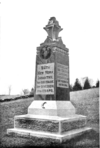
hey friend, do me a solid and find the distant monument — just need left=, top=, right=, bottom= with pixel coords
left=7, top=17, right=91, bottom=145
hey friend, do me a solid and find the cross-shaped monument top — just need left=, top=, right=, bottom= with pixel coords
left=44, top=17, right=63, bottom=41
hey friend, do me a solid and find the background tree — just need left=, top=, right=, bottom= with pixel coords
left=8, top=85, right=11, bottom=95
left=83, top=77, right=91, bottom=89
left=96, top=80, right=99, bottom=88
left=30, top=88, right=34, bottom=96
left=92, top=86, right=96, bottom=88
left=69, top=84, right=73, bottom=91
left=73, top=78, right=82, bottom=91
left=23, top=89, right=30, bottom=95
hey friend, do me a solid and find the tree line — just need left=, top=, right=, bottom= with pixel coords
left=22, top=78, right=99, bottom=96
left=70, top=78, right=99, bottom=91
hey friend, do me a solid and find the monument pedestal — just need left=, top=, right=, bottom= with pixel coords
left=7, top=17, right=92, bottom=145
left=7, top=113, right=91, bottom=144
left=28, top=101, right=75, bottom=116
left=7, top=101, right=91, bottom=144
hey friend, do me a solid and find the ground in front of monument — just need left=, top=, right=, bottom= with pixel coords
left=0, top=88, right=99, bottom=147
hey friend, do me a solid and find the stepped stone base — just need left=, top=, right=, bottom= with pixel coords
left=7, top=127, right=91, bottom=144
left=7, top=114, right=92, bottom=144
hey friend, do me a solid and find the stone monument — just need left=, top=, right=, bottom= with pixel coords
left=7, top=17, right=91, bottom=144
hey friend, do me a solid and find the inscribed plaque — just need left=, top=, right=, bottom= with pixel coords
left=36, top=63, right=54, bottom=94
left=57, top=63, right=69, bottom=88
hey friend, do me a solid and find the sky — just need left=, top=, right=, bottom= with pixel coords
left=0, top=0, right=100, bottom=95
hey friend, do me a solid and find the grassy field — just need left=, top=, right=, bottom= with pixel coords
left=0, top=88, right=99, bottom=148
left=0, top=94, right=33, bottom=102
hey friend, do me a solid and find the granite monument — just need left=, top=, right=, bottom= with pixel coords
left=7, top=17, right=91, bottom=145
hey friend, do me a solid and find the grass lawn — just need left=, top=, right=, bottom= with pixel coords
left=0, top=88, right=99, bottom=148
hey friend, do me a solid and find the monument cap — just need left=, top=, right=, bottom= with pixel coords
left=44, top=17, right=63, bottom=41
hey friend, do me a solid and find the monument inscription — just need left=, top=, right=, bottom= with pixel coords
left=36, top=63, right=54, bottom=95
left=57, top=63, right=68, bottom=88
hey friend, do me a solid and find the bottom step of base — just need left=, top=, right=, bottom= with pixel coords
left=7, top=127, right=92, bottom=143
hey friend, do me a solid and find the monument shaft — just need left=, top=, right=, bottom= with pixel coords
left=28, top=17, right=74, bottom=116
left=35, top=46, right=70, bottom=101
left=34, top=17, right=70, bottom=101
